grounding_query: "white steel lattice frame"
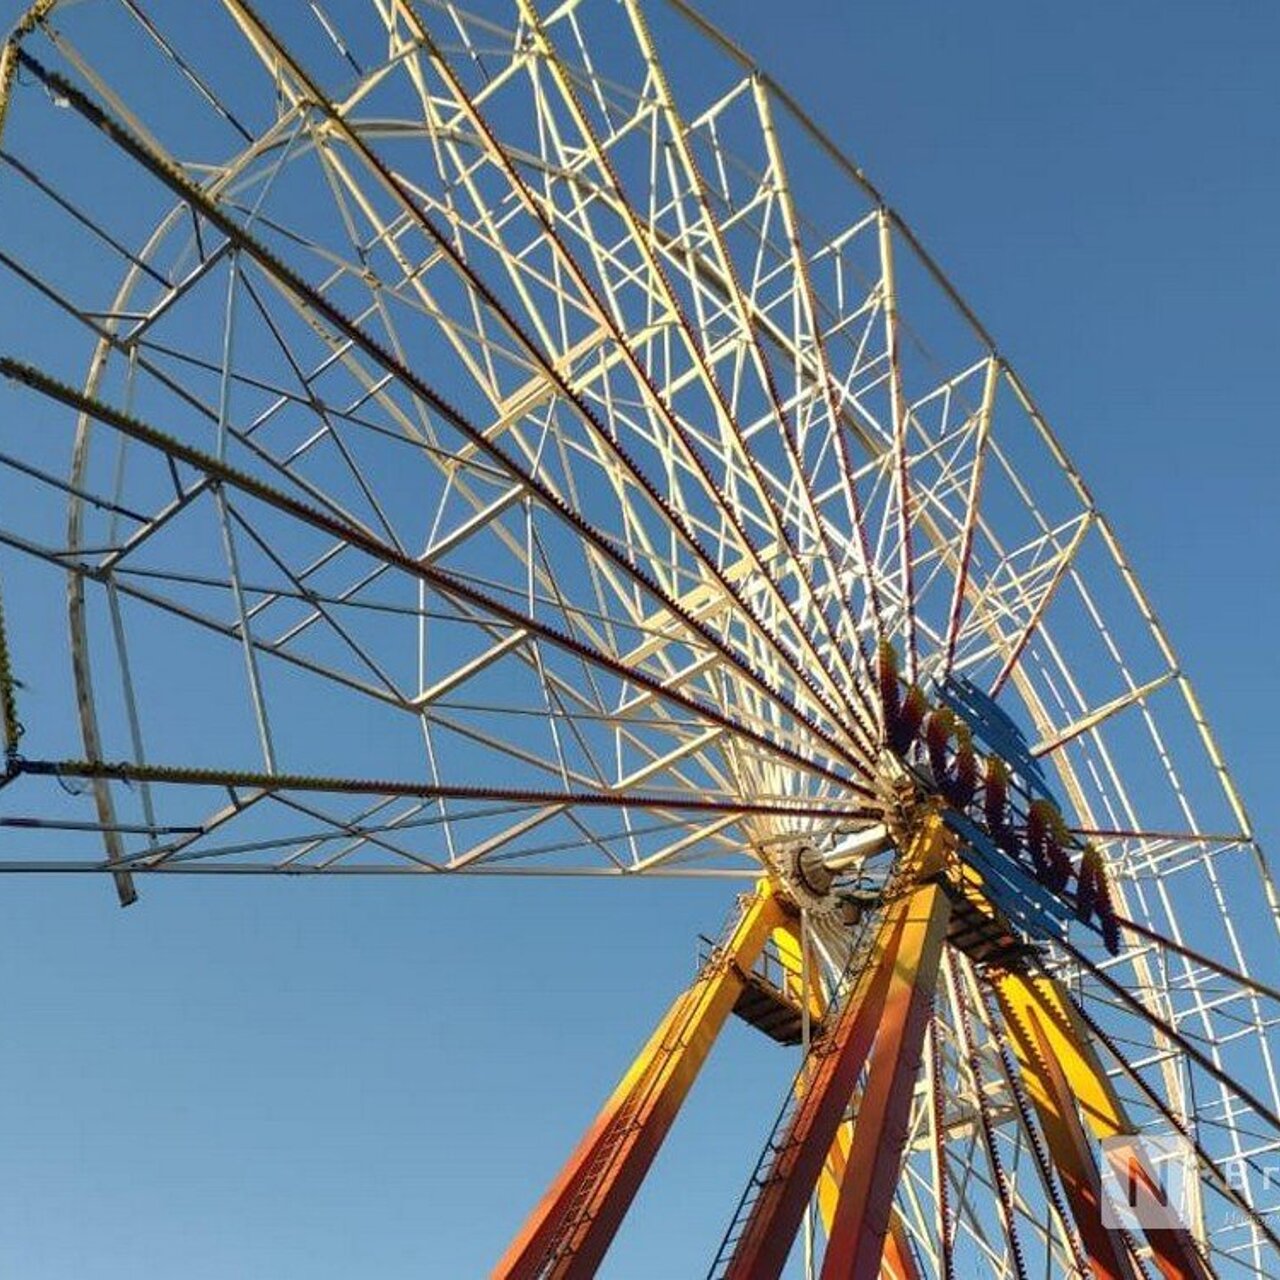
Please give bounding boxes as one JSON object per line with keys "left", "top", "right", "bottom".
{"left": 0, "top": 1, "right": 1277, "bottom": 1274}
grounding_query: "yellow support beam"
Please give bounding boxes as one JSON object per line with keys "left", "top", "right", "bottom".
{"left": 718, "top": 815, "right": 953, "bottom": 1280}
{"left": 995, "top": 970, "right": 1213, "bottom": 1280}
{"left": 882, "top": 1214, "right": 924, "bottom": 1280}
{"left": 770, "top": 920, "right": 826, "bottom": 1029}
{"left": 494, "top": 881, "right": 788, "bottom": 1280}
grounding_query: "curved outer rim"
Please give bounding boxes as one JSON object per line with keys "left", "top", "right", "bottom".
{"left": 2, "top": 0, "right": 1279, "bottom": 1267}
{"left": 660, "top": 0, "right": 1263, "bottom": 840}
{"left": 2, "top": 0, "right": 1261, "bottom": 863}
{"left": 1, "top": 0, "right": 1272, "bottom": 957}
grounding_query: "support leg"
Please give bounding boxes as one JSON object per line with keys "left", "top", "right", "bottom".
{"left": 719, "top": 817, "right": 955, "bottom": 1280}
{"left": 820, "top": 881, "right": 951, "bottom": 1278}
{"left": 493, "top": 882, "right": 787, "bottom": 1280}
{"left": 817, "top": 1124, "right": 921, "bottom": 1280}
{"left": 995, "top": 970, "right": 1213, "bottom": 1280}
{"left": 794, "top": 953, "right": 918, "bottom": 1280}
{"left": 882, "top": 1213, "right": 923, "bottom": 1280}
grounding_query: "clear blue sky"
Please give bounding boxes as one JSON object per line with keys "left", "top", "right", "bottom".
{"left": 0, "top": 2, "right": 1276, "bottom": 1277}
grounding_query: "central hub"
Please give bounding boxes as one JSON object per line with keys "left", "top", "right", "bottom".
{"left": 775, "top": 758, "right": 932, "bottom": 921}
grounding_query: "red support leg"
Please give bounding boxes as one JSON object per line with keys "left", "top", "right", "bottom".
{"left": 720, "top": 817, "right": 955, "bottom": 1280}
{"left": 493, "top": 883, "right": 787, "bottom": 1280}
{"left": 820, "top": 881, "right": 951, "bottom": 1278}
{"left": 882, "top": 1213, "right": 923, "bottom": 1280}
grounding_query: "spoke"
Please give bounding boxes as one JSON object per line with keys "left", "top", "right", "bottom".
{"left": 1110, "top": 912, "right": 1280, "bottom": 1006}
{"left": 0, "top": 859, "right": 757, "bottom": 878}
{"left": 1070, "top": 827, "right": 1250, "bottom": 845}
{"left": 947, "top": 952, "right": 1030, "bottom": 1280}
{"left": 210, "top": 2, "right": 874, "bottom": 767}
{"left": 0, "top": 6, "right": 1273, "bottom": 1269}
{"left": 928, "top": 1016, "right": 956, "bottom": 1280}
{"left": 520, "top": 0, "right": 879, "bottom": 752}
{"left": 388, "top": 1, "right": 879, "bottom": 758}
{"left": 14, "top": 757, "right": 862, "bottom": 818}
{"left": 1, "top": 359, "right": 865, "bottom": 793}
{"left": 877, "top": 210, "right": 921, "bottom": 684}
{"left": 10, "top": 49, "right": 874, "bottom": 793}
{"left": 981, "top": 985, "right": 1092, "bottom": 1277}
{"left": 942, "top": 356, "right": 997, "bottom": 677}
{"left": 750, "top": 77, "right": 887, "bottom": 670}
{"left": 621, "top": 0, "right": 874, "bottom": 717}
{"left": 0, "top": 572, "right": 19, "bottom": 763}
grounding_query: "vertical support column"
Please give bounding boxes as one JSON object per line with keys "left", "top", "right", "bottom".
{"left": 768, "top": 921, "right": 921, "bottom": 1280}
{"left": 882, "top": 1214, "right": 923, "bottom": 1280}
{"left": 717, "top": 892, "right": 910, "bottom": 1278}
{"left": 816, "top": 1123, "right": 921, "bottom": 1279}
{"left": 815, "top": 823, "right": 949, "bottom": 1279}
{"left": 771, "top": 920, "right": 826, "bottom": 1028}
{"left": 493, "top": 882, "right": 787, "bottom": 1280}
{"left": 776, "top": 925, "right": 919, "bottom": 1280}
{"left": 995, "top": 971, "right": 1213, "bottom": 1280}
{"left": 819, "top": 879, "right": 951, "bottom": 1278}
{"left": 720, "top": 816, "right": 953, "bottom": 1280}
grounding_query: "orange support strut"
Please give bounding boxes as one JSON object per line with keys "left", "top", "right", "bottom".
{"left": 882, "top": 1214, "right": 923, "bottom": 1280}
{"left": 770, "top": 915, "right": 919, "bottom": 1280}
{"left": 819, "top": 879, "right": 951, "bottom": 1278}
{"left": 493, "top": 882, "right": 788, "bottom": 1280}
{"left": 785, "top": 934, "right": 919, "bottom": 1280}
{"left": 816, "top": 1118, "right": 921, "bottom": 1279}
{"left": 720, "top": 816, "right": 954, "bottom": 1280}
{"left": 995, "top": 970, "right": 1213, "bottom": 1280}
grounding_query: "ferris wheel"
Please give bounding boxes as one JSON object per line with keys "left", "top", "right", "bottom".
{"left": 0, "top": 1, "right": 1278, "bottom": 1276}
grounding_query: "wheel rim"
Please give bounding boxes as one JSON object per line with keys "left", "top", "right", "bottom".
{"left": 0, "top": 2, "right": 1276, "bottom": 1272}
